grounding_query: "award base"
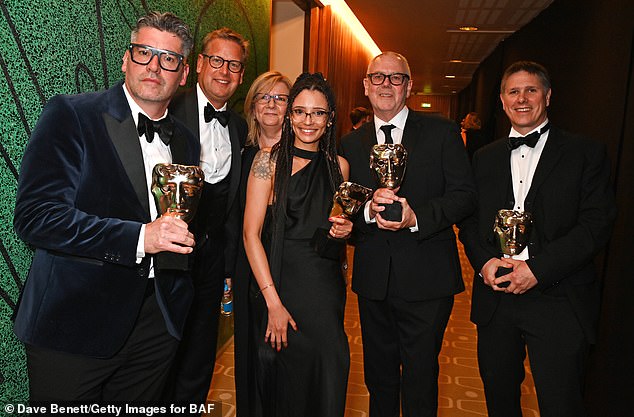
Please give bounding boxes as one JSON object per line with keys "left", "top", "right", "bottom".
{"left": 379, "top": 201, "right": 402, "bottom": 222}
{"left": 155, "top": 251, "right": 191, "bottom": 271}
{"left": 494, "top": 266, "right": 512, "bottom": 288}
{"left": 311, "top": 228, "right": 345, "bottom": 260}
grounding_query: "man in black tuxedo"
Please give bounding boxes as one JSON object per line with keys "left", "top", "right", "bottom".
{"left": 13, "top": 12, "right": 199, "bottom": 401}
{"left": 340, "top": 51, "right": 476, "bottom": 417}
{"left": 166, "top": 27, "right": 248, "bottom": 407}
{"left": 459, "top": 61, "right": 616, "bottom": 417}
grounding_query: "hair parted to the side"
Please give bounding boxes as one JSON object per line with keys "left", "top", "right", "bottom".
{"left": 500, "top": 60, "right": 551, "bottom": 92}
{"left": 131, "top": 11, "right": 193, "bottom": 58}
{"left": 244, "top": 71, "right": 292, "bottom": 147}
{"left": 269, "top": 72, "right": 344, "bottom": 229}
{"left": 201, "top": 27, "right": 250, "bottom": 63}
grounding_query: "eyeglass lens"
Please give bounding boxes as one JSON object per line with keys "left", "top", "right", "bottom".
{"left": 257, "top": 93, "right": 289, "bottom": 104}
{"left": 368, "top": 73, "right": 408, "bottom": 86}
{"left": 291, "top": 108, "right": 329, "bottom": 122}
{"left": 129, "top": 44, "right": 183, "bottom": 72}
{"left": 204, "top": 54, "right": 243, "bottom": 73}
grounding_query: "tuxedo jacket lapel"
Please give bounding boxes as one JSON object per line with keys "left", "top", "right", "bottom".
{"left": 525, "top": 129, "right": 564, "bottom": 204}
{"left": 103, "top": 108, "right": 150, "bottom": 216}
{"left": 400, "top": 111, "right": 421, "bottom": 156}
{"left": 360, "top": 122, "right": 380, "bottom": 188}
{"left": 227, "top": 114, "right": 242, "bottom": 213}
{"left": 169, "top": 125, "right": 188, "bottom": 164}
{"left": 182, "top": 90, "right": 200, "bottom": 139}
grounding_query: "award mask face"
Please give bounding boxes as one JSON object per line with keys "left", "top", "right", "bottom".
{"left": 494, "top": 209, "right": 533, "bottom": 255}
{"left": 370, "top": 144, "right": 408, "bottom": 189}
{"left": 151, "top": 164, "right": 204, "bottom": 223}
{"left": 330, "top": 182, "right": 373, "bottom": 219}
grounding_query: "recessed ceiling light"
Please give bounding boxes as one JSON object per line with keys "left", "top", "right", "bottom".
{"left": 445, "top": 75, "right": 456, "bottom": 79}
{"left": 459, "top": 26, "right": 478, "bottom": 31}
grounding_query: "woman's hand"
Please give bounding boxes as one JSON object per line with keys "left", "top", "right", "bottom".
{"left": 329, "top": 216, "right": 353, "bottom": 239}
{"left": 265, "top": 302, "right": 298, "bottom": 351}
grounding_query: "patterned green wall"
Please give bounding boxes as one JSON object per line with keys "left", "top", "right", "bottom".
{"left": 0, "top": 0, "right": 270, "bottom": 406}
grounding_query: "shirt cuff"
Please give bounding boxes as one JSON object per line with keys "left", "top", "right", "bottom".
{"left": 409, "top": 218, "right": 419, "bottom": 232}
{"left": 136, "top": 224, "right": 146, "bottom": 264}
{"left": 364, "top": 201, "right": 376, "bottom": 224}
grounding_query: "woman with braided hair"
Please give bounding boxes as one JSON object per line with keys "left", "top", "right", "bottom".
{"left": 243, "top": 72, "right": 351, "bottom": 416}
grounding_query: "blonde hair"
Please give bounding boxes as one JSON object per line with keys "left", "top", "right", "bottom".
{"left": 243, "top": 71, "right": 292, "bottom": 147}
{"left": 201, "top": 27, "right": 249, "bottom": 62}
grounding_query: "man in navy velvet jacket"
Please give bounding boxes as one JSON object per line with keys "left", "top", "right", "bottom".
{"left": 13, "top": 12, "right": 200, "bottom": 402}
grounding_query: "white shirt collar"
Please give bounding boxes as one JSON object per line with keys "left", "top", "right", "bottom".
{"left": 196, "top": 83, "right": 227, "bottom": 112}
{"left": 122, "top": 83, "right": 168, "bottom": 126}
{"left": 373, "top": 106, "right": 409, "bottom": 134}
{"left": 509, "top": 118, "right": 549, "bottom": 138}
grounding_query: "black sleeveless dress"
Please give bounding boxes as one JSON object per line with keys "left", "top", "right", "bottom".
{"left": 249, "top": 147, "right": 349, "bottom": 417}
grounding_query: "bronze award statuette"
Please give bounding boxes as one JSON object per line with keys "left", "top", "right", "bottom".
{"left": 493, "top": 209, "right": 533, "bottom": 287}
{"left": 151, "top": 163, "right": 204, "bottom": 270}
{"left": 311, "top": 181, "right": 373, "bottom": 260}
{"left": 370, "top": 143, "right": 408, "bottom": 221}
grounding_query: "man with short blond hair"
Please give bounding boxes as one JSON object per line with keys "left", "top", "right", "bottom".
{"left": 166, "top": 26, "right": 249, "bottom": 408}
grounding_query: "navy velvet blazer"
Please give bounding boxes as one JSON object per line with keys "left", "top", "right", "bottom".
{"left": 459, "top": 127, "right": 616, "bottom": 343}
{"left": 13, "top": 82, "right": 201, "bottom": 358}
{"left": 339, "top": 110, "right": 477, "bottom": 301}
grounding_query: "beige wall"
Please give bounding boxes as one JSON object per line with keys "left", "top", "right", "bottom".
{"left": 271, "top": 1, "right": 304, "bottom": 81}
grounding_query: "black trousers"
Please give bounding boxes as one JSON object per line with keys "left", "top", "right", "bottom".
{"left": 358, "top": 292, "right": 454, "bottom": 417}
{"left": 477, "top": 289, "right": 589, "bottom": 417}
{"left": 164, "top": 237, "right": 225, "bottom": 408}
{"left": 27, "top": 287, "right": 178, "bottom": 402}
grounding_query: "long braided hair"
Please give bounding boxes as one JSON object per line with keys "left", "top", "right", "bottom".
{"left": 270, "top": 72, "right": 344, "bottom": 233}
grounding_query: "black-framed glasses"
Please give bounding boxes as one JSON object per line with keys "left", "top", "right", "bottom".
{"left": 367, "top": 72, "right": 410, "bottom": 86}
{"left": 290, "top": 108, "right": 330, "bottom": 123}
{"left": 201, "top": 54, "right": 244, "bottom": 73}
{"left": 128, "top": 44, "right": 184, "bottom": 72}
{"left": 255, "top": 93, "right": 289, "bottom": 105}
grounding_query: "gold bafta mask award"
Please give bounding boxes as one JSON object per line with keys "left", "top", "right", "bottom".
{"left": 151, "top": 163, "right": 204, "bottom": 270}
{"left": 492, "top": 209, "right": 533, "bottom": 285}
{"left": 370, "top": 144, "right": 408, "bottom": 221}
{"left": 312, "top": 182, "right": 373, "bottom": 260}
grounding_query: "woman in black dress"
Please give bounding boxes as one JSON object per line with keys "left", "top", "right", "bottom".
{"left": 234, "top": 71, "right": 291, "bottom": 416}
{"left": 243, "top": 73, "right": 351, "bottom": 417}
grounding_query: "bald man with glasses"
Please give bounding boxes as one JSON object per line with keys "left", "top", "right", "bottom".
{"left": 340, "top": 51, "right": 476, "bottom": 417}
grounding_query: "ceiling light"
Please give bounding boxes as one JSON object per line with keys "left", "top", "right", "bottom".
{"left": 449, "top": 59, "right": 462, "bottom": 63}
{"left": 318, "top": 0, "right": 381, "bottom": 56}
{"left": 459, "top": 26, "right": 478, "bottom": 31}
{"left": 445, "top": 75, "right": 456, "bottom": 79}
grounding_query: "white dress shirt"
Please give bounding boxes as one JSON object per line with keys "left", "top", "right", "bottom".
{"left": 197, "top": 83, "right": 232, "bottom": 184}
{"left": 123, "top": 84, "right": 173, "bottom": 275}
{"left": 364, "top": 106, "right": 418, "bottom": 231}
{"left": 508, "top": 119, "right": 550, "bottom": 260}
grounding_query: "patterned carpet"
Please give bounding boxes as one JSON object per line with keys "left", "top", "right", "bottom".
{"left": 205, "top": 240, "right": 540, "bottom": 416}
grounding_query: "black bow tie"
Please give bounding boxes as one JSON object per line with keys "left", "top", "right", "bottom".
{"left": 137, "top": 113, "right": 174, "bottom": 145}
{"left": 204, "top": 103, "right": 230, "bottom": 127}
{"left": 507, "top": 123, "right": 550, "bottom": 150}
